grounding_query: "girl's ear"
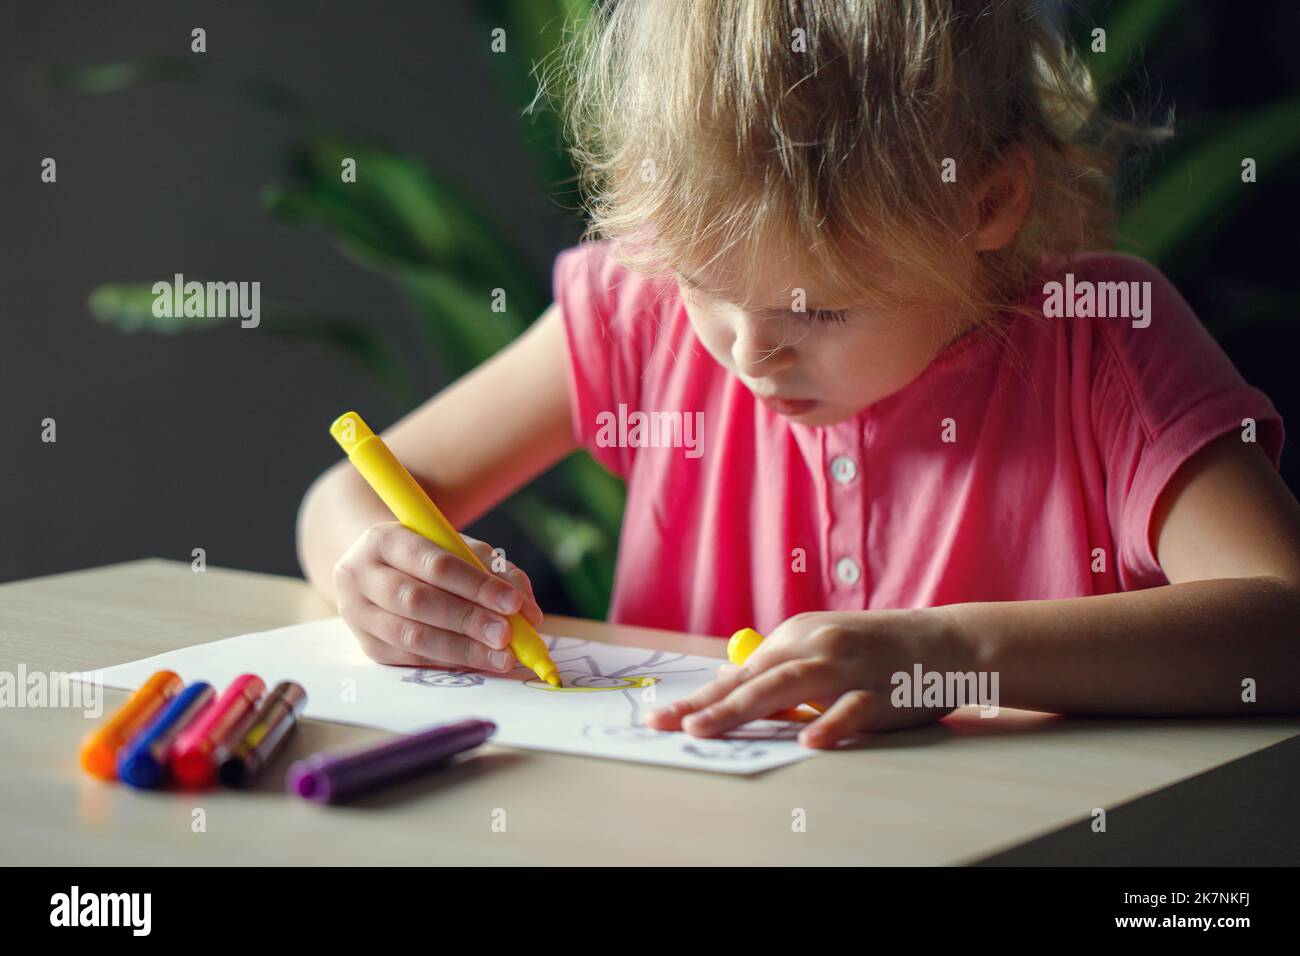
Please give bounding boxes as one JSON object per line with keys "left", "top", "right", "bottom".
{"left": 971, "top": 146, "right": 1036, "bottom": 252}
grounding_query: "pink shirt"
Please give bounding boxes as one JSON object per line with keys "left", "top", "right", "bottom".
{"left": 554, "top": 241, "right": 1284, "bottom": 638}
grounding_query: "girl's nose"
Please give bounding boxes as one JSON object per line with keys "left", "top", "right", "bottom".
{"left": 732, "top": 317, "right": 796, "bottom": 377}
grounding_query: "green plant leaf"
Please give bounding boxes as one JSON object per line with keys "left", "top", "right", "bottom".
{"left": 552, "top": 455, "right": 626, "bottom": 535}
{"left": 473, "top": 0, "right": 594, "bottom": 198}
{"left": 1080, "top": 0, "right": 1185, "bottom": 92}
{"left": 89, "top": 282, "right": 226, "bottom": 333}
{"left": 88, "top": 282, "right": 418, "bottom": 408}
{"left": 49, "top": 57, "right": 198, "bottom": 95}
{"left": 49, "top": 56, "right": 311, "bottom": 118}
{"left": 1117, "top": 96, "right": 1300, "bottom": 263}
{"left": 398, "top": 270, "right": 527, "bottom": 377}
{"left": 59, "top": 37, "right": 625, "bottom": 618}
{"left": 263, "top": 137, "right": 546, "bottom": 305}
{"left": 506, "top": 489, "right": 616, "bottom": 618}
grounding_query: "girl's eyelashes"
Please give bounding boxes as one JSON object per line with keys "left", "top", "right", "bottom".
{"left": 806, "top": 308, "right": 848, "bottom": 326}
{"left": 678, "top": 277, "right": 849, "bottom": 325}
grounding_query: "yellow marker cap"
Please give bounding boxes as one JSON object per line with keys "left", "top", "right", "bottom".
{"left": 330, "top": 411, "right": 375, "bottom": 453}
{"left": 727, "top": 627, "right": 767, "bottom": 665}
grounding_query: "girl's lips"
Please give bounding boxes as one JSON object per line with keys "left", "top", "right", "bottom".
{"left": 759, "top": 395, "right": 818, "bottom": 416}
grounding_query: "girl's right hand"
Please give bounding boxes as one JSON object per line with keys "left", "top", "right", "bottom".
{"left": 332, "top": 522, "right": 543, "bottom": 671}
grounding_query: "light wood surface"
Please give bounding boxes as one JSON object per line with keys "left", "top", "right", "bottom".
{"left": 1, "top": 559, "right": 1295, "bottom": 865}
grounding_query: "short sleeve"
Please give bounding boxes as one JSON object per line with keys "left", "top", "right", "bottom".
{"left": 553, "top": 240, "right": 657, "bottom": 480}
{"left": 1088, "top": 254, "right": 1284, "bottom": 586}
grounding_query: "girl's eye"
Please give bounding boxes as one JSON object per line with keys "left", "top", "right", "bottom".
{"left": 807, "top": 308, "right": 848, "bottom": 326}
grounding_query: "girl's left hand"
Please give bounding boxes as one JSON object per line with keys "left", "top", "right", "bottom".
{"left": 646, "top": 608, "right": 972, "bottom": 749}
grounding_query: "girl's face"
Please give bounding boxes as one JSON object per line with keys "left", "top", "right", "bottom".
{"left": 678, "top": 253, "right": 976, "bottom": 426}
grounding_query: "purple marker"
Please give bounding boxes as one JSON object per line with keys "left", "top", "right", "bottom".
{"left": 286, "top": 719, "right": 496, "bottom": 803}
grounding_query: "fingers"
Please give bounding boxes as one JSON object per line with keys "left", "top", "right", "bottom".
{"left": 378, "top": 528, "right": 524, "bottom": 618}
{"left": 366, "top": 564, "right": 513, "bottom": 651}
{"left": 462, "top": 535, "right": 544, "bottom": 628}
{"left": 799, "top": 693, "right": 952, "bottom": 748}
{"left": 334, "top": 523, "right": 546, "bottom": 673}
{"left": 645, "top": 663, "right": 749, "bottom": 730}
{"left": 678, "top": 660, "right": 834, "bottom": 737}
{"left": 343, "top": 525, "right": 541, "bottom": 640}
{"left": 351, "top": 630, "right": 429, "bottom": 667}
{"left": 798, "top": 690, "right": 877, "bottom": 749}
{"left": 346, "top": 599, "right": 517, "bottom": 673}
{"left": 646, "top": 641, "right": 805, "bottom": 730}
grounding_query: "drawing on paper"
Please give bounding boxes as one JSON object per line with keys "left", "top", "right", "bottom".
{"left": 582, "top": 724, "right": 673, "bottom": 743}
{"left": 681, "top": 720, "right": 803, "bottom": 761}
{"left": 524, "top": 674, "right": 659, "bottom": 693}
{"left": 523, "top": 637, "right": 711, "bottom": 727}
{"left": 400, "top": 668, "right": 486, "bottom": 689}
{"left": 397, "top": 636, "right": 805, "bottom": 764}
{"left": 398, "top": 636, "right": 711, "bottom": 727}
{"left": 90, "top": 617, "right": 816, "bottom": 774}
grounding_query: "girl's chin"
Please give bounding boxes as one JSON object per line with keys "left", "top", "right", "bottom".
{"left": 778, "top": 401, "right": 854, "bottom": 427}
{"left": 799, "top": 407, "right": 854, "bottom": 426}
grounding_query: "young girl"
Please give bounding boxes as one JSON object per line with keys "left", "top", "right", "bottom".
{"left": 297, "top": 0, "right": 1300, "bottom": 749}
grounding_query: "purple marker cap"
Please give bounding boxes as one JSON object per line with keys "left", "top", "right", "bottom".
{"left": 286, "top": 718, "right": 496, "bottom": 804}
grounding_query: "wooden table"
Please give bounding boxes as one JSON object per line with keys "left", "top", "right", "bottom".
{"left": 1, "top": 559, "right": 1296, "bottom": 865}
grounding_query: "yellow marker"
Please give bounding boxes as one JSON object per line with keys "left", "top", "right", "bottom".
{"left": 330, "top": 411, "right": 562, "bottom": 687}
{"left": 727, "top": 627, "right": 825, "bottom": 714}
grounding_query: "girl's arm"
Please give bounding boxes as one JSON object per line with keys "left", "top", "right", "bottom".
{"left": 652, "top": 433, "right": 1300, "bottom": 745}
{"left": 951, "top": 433, "right": 1300, "bottom": 715}
{"left": 296, "top": 303, "right": 577, "bottom": 605}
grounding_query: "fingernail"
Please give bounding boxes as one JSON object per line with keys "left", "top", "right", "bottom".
{"left": 497, "top": 589, "right": 521, "bottom": 612}
{"left": 490, "top": 650, "right": 512, "bottom": 669}
{"left": 484, "top": 620, "right": 505, "bottom": 644}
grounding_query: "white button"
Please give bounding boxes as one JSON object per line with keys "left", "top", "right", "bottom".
{"left": 830, "top": 455, "right": 857, "bottom": 484}
{"left": 835, "top": 557, "right": 861, "bottom": 585}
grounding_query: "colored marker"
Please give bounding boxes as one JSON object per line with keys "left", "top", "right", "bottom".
{"left": 329, "top": 411, "right": 561, "bottom": 687}
{"left": 117, "top": 682, "right": 215, "bottom": 789}
{"left": 170, "top": 674, "right": 266, "bottom": 789}
{"left": 218, "top": 681, "right": 307, "bottom": 787}
{"left": 728, "top": 628, "right": 826, "bottom": 714}
{"left": 80, "top": 670, "right": 184, "bottom": 779}
{"left": 286, "top": 718, "right": 496, "bottom": 804}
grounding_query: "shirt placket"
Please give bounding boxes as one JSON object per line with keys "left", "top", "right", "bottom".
{"left": 823, "top": 417, "right": 868, "bottom": 608}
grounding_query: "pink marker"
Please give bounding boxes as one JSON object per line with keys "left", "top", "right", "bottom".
{"left": 170, "top": 674, "right": 266, "bottom": 789}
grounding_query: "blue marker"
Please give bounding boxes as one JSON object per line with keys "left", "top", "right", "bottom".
{"left": 117, "top": 682, "right": 214, "bottom": 789}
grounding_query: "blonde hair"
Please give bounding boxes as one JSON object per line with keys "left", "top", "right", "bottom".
{"left": 553, "top": 0, "right": 1163, "bottom": 320}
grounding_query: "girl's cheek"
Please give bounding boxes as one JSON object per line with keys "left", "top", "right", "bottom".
{"left": 685, "top": 307, "right": 735, "bottom": 361}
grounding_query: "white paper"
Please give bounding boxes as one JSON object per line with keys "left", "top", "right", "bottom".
{"left": 85, "top": 618, "right": 814, "bottom": 774}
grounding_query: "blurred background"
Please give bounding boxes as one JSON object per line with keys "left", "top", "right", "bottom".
{"left": 3, "top": 0, "right": 1298, "bottom": 621}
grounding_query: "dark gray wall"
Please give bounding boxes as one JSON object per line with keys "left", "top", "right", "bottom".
{"left": 2, "top": 1, "right": 584, "bottom": 602}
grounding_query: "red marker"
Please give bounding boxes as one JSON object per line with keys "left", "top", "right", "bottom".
{"left": 170, "top": 674, "right": 266, "bottom": 788}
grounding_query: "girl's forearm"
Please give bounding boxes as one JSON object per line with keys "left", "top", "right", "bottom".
{"left": 947, "top": 576, "right": 1300, "bottom": 716}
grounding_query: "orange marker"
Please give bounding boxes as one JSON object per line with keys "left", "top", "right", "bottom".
{"left": 80, "top": 670, "right": 184, "bottom": 779}
{"left": 170, "top": 674, "right": 267, "bottom": 789}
